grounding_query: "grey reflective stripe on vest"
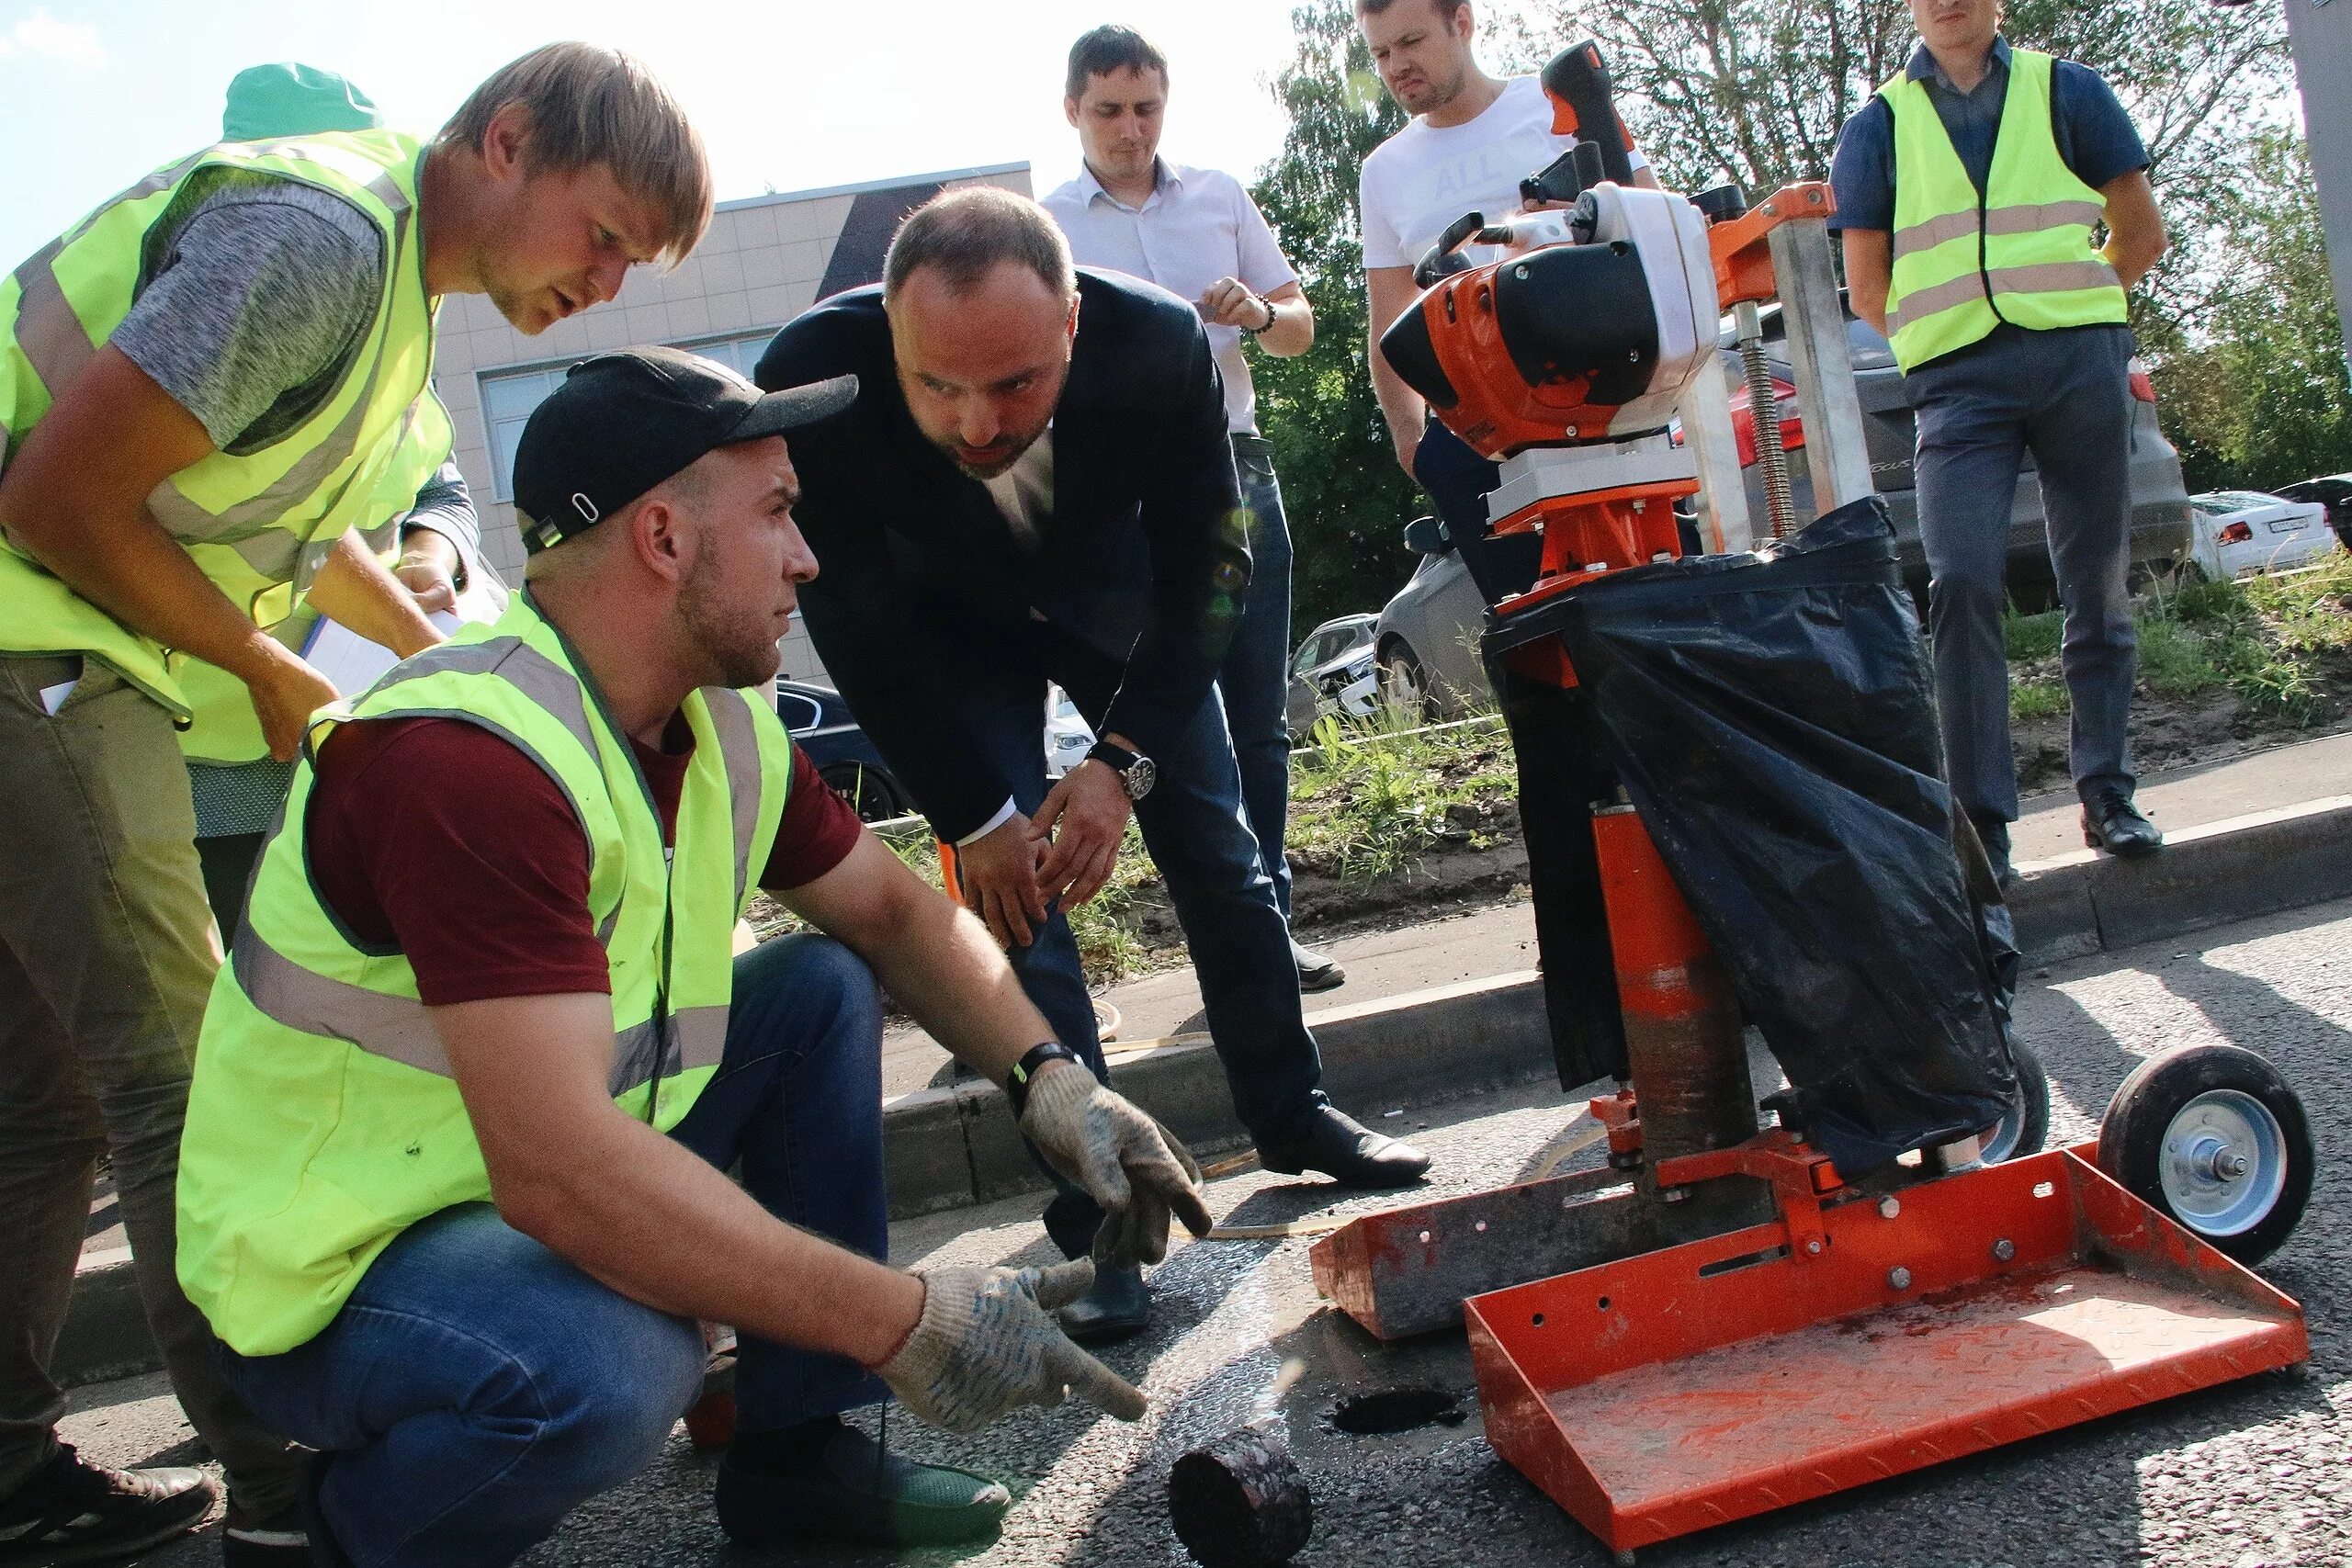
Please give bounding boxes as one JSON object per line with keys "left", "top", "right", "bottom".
{"left": 611, "top": 1006, "right": 729, "bottom": 1099}
{"left": 699, "top": 688, "right": 766, "bottom": 908}
{"left": 1884, "top": 257, "right": 2122, "bottom": 336}
{"left": 235, "top": 927, "right": 451, "bottom": 1075}
{"left": 1886, "top": 271, "right": 1987, "bottom": 335}
{"left": 240, "top": 927, "right": 728, "bottom": 1090}
{"left": 1891, "top": 200, "right": 2107, "bottom": 264}
{"left": 10, "top": 240, "right": 96, "bottom": 392}
{"left": 1986, "top": 257, "right": 2121, "bottom": 299}
{"left": 57, "top": 149, "right": 210, "bottom": 249}
{"left": 371, "top": 637, "right": 599, "bottom": 759}
{"left": 1986, "top": 199, "right": 2104, "bottom": 240}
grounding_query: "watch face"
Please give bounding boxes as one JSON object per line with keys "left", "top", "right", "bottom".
{"left": 1125, "top": 757, "right": 1157, "bottom": 800}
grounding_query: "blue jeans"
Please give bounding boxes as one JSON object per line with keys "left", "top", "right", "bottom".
{"left": 960, "top": 636, "right": 1327, "bottom": 1258}
{"left": 218, "top": 934, "right": 892, "bottom": 1567}
{"left": 1909, "top": 323, "right": 2139, "bottom": 828}
{"left": 1225, "top": 434, "right": 1295, "bottom": 921}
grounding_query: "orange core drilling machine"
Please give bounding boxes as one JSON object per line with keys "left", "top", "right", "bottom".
{"left": 1309, "top": 40, "right": 2313, "bottom": 1565}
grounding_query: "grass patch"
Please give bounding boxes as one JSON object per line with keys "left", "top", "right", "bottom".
{"left": 2005, "top": 559, "right": 2350, "bottom": 729}
{"left": 1284, "top": 707, "right": 1517, "bottom": 883}
{"left": 2011, "top": 680, "right": 2068, "bottom": 718}
{"left": 2135, "top": 615, "right": 2224, "bottom": 698}
{"left": 2003, "top": 606, "right": 2063, "bottom": 663}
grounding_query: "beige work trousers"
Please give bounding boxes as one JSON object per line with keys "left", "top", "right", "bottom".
{"left": 0, "top": 653, "right": 298, "bottom": 1514}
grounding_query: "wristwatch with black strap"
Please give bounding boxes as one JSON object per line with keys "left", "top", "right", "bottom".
{"left": 1005, "top": 1041, "right": 1085, "bottom": 1119}
{"left": 1086, "top": 739, "right": 1156, "bottom": 802}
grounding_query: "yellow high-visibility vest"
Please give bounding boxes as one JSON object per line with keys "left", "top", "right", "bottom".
{"left": 1879, "top": 49, "right": 2130, "bottom": 373}
{"left": 0, "top": 131, "right": 440, "bottom": 714}
{"left": 176, "top": 592, "right": 796, "bottom": 1355}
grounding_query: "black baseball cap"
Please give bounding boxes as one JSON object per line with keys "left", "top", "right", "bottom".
{"left": 513, "top": 345, "right": 857, "bottom": 554}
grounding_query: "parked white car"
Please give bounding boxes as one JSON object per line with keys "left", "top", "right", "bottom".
{"left": 2188, "top": 491, "right": 2338, "bottom": 580}
{"left": 1285, "top": 614, "right": 1381, "bottom": 737}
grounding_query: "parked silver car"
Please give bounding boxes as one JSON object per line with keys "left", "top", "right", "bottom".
{"left": 1374, "top": 519, "right": 1492, "bottom": 719}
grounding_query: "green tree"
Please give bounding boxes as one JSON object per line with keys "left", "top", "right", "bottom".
{"left": 1250, "top": 0, "right": 1426, "bottom": 632}
{"left": 2154, "top": 134, "right": 2352, "bottom": 493}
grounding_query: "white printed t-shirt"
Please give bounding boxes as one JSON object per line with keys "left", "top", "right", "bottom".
{"left": 1358, "top": 74, "right": 1648, "bottom": 274}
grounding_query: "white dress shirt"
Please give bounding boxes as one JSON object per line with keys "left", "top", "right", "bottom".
{"left": 1043, "top": 159, "right": 1297, "bottom": 435}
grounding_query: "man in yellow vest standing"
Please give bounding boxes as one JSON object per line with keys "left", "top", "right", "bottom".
{"left": 1835, "top": 0, "right": 2170, "bottom": 882}
{"left": 175, "top": 347, "right": 1208, "bottom": 1564}
{"left": 0, "top": 44, "right": 710, "bottom": 1564}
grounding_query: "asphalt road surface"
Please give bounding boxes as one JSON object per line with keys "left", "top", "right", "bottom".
{"left": 68, "top": 898, "right": 2352, "bottom": 1567}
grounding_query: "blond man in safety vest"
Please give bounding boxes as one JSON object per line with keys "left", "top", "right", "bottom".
{"left": 1835, "top": 0, "right": 2168, "bottom": 882}
{"left": 0, "top": 43, "right": 708, "bottom": 1565}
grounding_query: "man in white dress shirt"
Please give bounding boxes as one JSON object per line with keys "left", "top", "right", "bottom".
{"left": 1042, "top": 25, "right": 1343, "bottom": 994}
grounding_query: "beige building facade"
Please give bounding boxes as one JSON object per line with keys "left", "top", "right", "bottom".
{"left": 432, "top": 161, "right": 1032, "bottom": 682}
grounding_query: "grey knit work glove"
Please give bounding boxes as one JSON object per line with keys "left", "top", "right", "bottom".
{"left": 876, "top": 1259, "right": 1147, "bottom": 1433}
{"left": 1018, "top": 1065, "right": 1214, "bottom": 1269}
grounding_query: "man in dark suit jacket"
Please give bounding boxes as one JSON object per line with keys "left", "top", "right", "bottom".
{"left": 758, "top": 188, "right": 1430, "bottom": 1342}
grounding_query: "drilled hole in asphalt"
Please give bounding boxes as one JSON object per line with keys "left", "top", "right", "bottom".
{"left": 1329, "top": 1387, "right": 1468, "bottom": 1435}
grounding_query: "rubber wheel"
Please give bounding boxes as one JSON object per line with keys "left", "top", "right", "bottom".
{"left": 819, "top": 761, "right": 907, "bottom": 824}
{"left": 2098, "top": 1043, "right": 2313, "bottom": 1267}
{"left": 1979, "top": 1035, "right": 2050, "bottom": 1164}
{"left": 1379, "top": 641, "right": 1438, "bottom": 724}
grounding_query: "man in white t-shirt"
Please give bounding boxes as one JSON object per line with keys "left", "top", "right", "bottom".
{"left": 1043, "top": 26, "right": 1345, "bottom": 998}
{"left": 1355, "top": 0, "right": 1655, "bottom": 577}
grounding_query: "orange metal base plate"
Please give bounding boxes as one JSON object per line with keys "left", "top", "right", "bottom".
{"left": 1465, "top": 1148, "right": 2309, "bottom": 1554}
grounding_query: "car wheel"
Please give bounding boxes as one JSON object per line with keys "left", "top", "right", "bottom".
{"left": 1379, "top": 641, "right": 1439, "bottom": 724}
{"left": 819, "top": 761, "right": 909, "bottom": 824}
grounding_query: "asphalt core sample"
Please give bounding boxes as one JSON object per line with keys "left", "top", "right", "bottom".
{"left": 1168, "top": 1423, "right": 1314, "bottom": 1568}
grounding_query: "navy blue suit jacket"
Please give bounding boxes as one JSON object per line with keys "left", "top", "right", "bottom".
{"left": 756, "top": 268, "right": 1248, "bottom": 842}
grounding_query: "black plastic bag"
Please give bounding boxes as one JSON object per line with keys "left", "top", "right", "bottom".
{"left": 1489, "top": 497, "right": 2015, "bottom": 1172}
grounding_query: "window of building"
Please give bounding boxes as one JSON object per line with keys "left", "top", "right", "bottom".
{"left": 476, "top": 329, "right": 783, "bottom": 502}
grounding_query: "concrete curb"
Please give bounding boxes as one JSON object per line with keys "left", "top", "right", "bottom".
{"left": 2007, "top": 795, "right": 2352, "bottom": 962}
{"left": 57, "top": 794, "right": 2352, "bottom": 1390}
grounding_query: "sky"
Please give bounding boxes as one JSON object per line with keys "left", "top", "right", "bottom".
{"left": 0, "top": 0, "right": 1317, "bottom": 266}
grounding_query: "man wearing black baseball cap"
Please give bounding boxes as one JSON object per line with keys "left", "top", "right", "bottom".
{"left": 176, "top": 346, "right": 1213, "bottom": 1563}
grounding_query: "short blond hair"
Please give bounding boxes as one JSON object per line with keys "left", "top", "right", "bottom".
{"left": 438, "top": 42, "right": 711, "bottom": 265}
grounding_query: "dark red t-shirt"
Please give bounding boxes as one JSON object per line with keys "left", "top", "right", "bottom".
{"left": 306, "top": 714, "right": 863, "bottom": 1006}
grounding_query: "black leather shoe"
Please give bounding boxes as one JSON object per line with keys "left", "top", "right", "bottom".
{"left": 1257, "top": 1101, "right": 1430, "bottom": 1187}
{"left": 717, "top": 1416, "right": 1010, "bottom": 1549}
{"left": 0, "top": 1442, "right": 217, "bottom": 1565}
{"left": 1057, "top": 1262, "right": 1151, "bottom": 1345}
{"left": 1294, "top": 941, "right": 1347, "bottom": 993}
{"left": 2082, "top": 788, "right": 2163, "bottom": 858}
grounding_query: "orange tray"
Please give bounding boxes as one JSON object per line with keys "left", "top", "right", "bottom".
{"left": 1465, "top": 1146, "right": 2308, "bottom": 1556}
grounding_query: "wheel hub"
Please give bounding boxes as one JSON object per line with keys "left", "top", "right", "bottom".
{"left": 2158, "top": 1089, "right": 2287, "bottom": 1237}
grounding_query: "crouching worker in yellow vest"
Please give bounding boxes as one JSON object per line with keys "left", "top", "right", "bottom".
{"left": 0, "top": 42, "right": 709, "bottom": 1568}
{"left": 176, "top": 346, "right": 1215, "bottom": 1566}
